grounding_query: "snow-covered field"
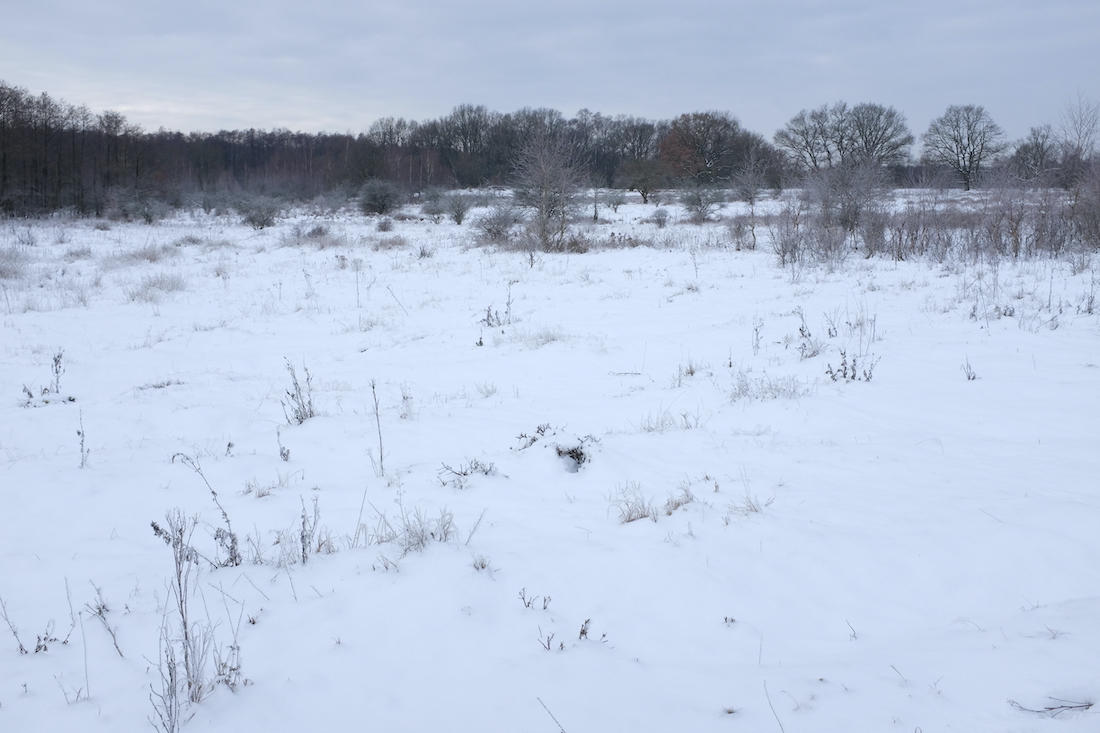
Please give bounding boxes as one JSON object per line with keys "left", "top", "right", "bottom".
{"left": 1, "top": 194, "right": 1098, "bottom": 732}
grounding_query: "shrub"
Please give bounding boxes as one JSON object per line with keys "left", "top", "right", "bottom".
{"left": 444, "top": 193, "right": 474, "bottom": 225}
{"left": 374, "top": 235, "right": 408, "bottom": 250}
{"left": 825, "top": 350, "right": 879, "bottom": 382}
{"left": 680, "top": 184, "right": 726, "bottom": 224}
{"left": 137, "top": 199, "right": 171, "bottom": 224}
{"left": 768, "top": 199, "right": 809, "bottom": 267}
{"left": 474, "top": 204, "right": 521, "bottom": 244}
{"left": 237, "top": 196, "right": 283, "bottom": 229}
{"left": 0, "top": 246, "right": 28, "bottom": 280}
{"left": 359, "top": 180, "right": 403, "bottom": 216}
{"left": 605, "top": 191, "right": 627, "bottom": 212}
{"left": 803, "top": 163, "right": 887, "bottom": 232}
{"left": 554, "top": 434, "right": 598, "bottom": 471}
{"left": 1069, "top": 166, "right": 1100, "bottom": 249}
{"left": 512, "top": 133, "right": 584, "bottom": 251}
{"left": 420, "top": 198, "right": 445, "bottom": 223}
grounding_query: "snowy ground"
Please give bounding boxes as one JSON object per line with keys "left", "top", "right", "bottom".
{"left": 1, "top": 194, "right": 1098, "bottom": 732}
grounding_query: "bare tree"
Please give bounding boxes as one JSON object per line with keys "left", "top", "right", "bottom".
{"left": 1057, "top": 93, "right": 1099, "bottom": 187}
{"left": 512, "top": 131, "right": 585, "bottom": 251}
{"left": 1010, "top": 124, "right": 1059, "bottom": 183}
{"left": 921, "top": 105, "right": 1008, "bottom": 190}
{"left": 1059, "top": 94, "right": 1099, "bottom": 160}
{"left": 774, "top": 104, "right": 844, "bottom": 171}
{"left": 846, "top": 103, "right": 914, "bottom": 167}
{"left": 658, "top": 111, "right": 758, "bottom": 183}
{"left": 731, "top": 141, "right": 771, "bottom": 205}
{"left": 730, "top": 142, "right": 773, "bottom": 249}
{"left": 774, "top": 102, "right": 912, "bottom": 172}
{"left": 618, "top": 158, "right": 663, "bottom": 203}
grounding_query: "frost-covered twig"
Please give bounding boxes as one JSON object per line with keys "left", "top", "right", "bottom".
{"left": 0, "top": 593, "right": 28, "bottom": 654}
{"left": 1009, "top": 698, "right": 1093, "bottom": 717}
{"left": 85, "top": 582, "right": 124, "bottom": 658}
{"left": 172, "top": 453, "right": 241, "bottom": 567}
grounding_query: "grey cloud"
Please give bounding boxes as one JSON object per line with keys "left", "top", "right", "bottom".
{"left": 1, "top": 0, "right": 1097, "bottom": 141}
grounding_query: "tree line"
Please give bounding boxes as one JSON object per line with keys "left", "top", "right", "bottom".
{"left": 1, "top": 78, "right": 1096, "bottom": 217}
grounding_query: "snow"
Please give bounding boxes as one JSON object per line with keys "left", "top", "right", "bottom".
{"left": 1, "top": 195, "right": 1098, "bottom": 732}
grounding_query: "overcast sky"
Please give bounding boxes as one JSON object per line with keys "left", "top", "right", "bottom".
{"left": 3, "top": 0, "right": 1098, "bottom": 145}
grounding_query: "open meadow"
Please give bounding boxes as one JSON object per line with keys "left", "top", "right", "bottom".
{"left": 1, "top": 191, "right": 1098, "bottom": 731}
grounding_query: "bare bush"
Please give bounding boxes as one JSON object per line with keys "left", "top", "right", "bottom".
{"left": 444, "top": 193, "right": 474, "bottom": 224}
{"left": 474, "top": 203, "right": 521, "bottom": 244}
{"left": 880, "top": 192, "right": 954, "bottom": 260}
{"left": 237, "top": 196, "right": 283, "bottom": 229}
{"left": 1069, "top": 165, "right": 1100, "bottom": 248}
{"left": 373, "top": 234, "right": 407, "bottom": 250}
{"left": 803, "top": 162, "right": 887, "bottom": 233}
{"left": 439, "top": 459, "right": 497, "bottom": 489}
{"left": 768, "top": 199, "right": 810, "bottom": 267}
{"left": 680, "top": 184, "right": 726, "bottom": 224}
{"left": 604, "top": 190, "right": 627, "bottom": 212}
{"left": 0, "top": 246, "right": 28, "bottom": 280}
{"left": 420, "top": 196, "right": 445, "bottom": 223}
{"left": 978, "top": 180, "right": 1070, "bottom": 258}
{"left": 281, "top": 359, "right": 316, "bottom": 425}
{"left": 871, "top": 188, "right": 1080, "bottom": 262}
{"left": 359, "top": 179, "right": 403, "bottom": 216}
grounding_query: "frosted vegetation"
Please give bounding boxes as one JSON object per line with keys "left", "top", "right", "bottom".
{"left": 0, "top": 187, "right": 1098, "bottom": 731}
